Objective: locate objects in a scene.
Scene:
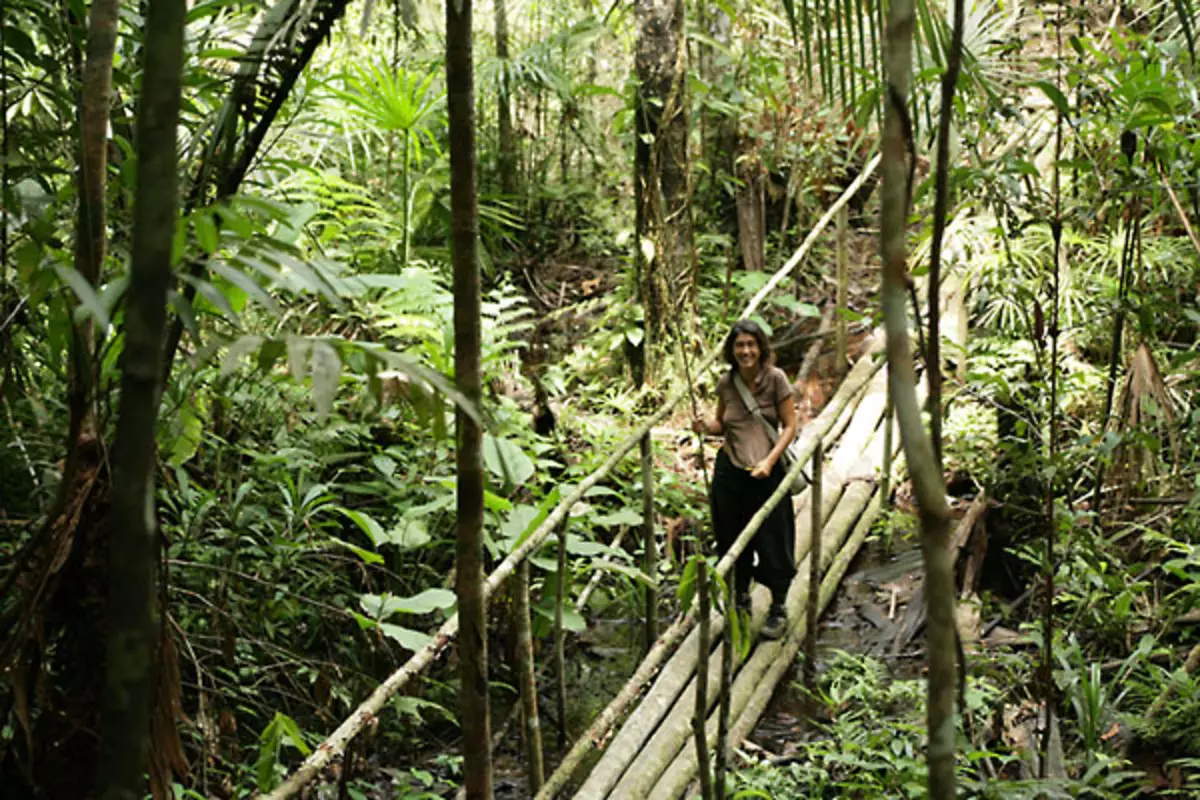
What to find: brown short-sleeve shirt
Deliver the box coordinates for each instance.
[717,365,794,469]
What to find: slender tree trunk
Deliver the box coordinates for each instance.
[880,1,956,797]
[68,0,120,449]
[555,520,569,752]
[401,127,411,267]
[642,434,658,652]
[495,0,517,196]
[514,561,545,790]
[96,0,185,793]
[926,0,965,468]
[835,205,849,376]
[447,0,492,794]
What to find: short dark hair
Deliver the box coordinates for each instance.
[722,319,774,369]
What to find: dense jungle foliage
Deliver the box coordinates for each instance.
[2,0,1200,797]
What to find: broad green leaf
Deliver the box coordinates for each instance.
[589,559,655,587]
[338,508,387,547]
[329,537,384,565]
[372,454,397,478]
[359,588,456,617]
[167,401,204,467]
[54,265,110,329]
[380,518,430,550]
[564,535,606,556]
[1032,80,1070,117]
[210,261,280,314]
[482,434,535,488]
[309,340,342,418]
[379,622,433,651]
[221,335,264,375]
[193,211,219,254]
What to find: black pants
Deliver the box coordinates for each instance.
[710,448,797,603]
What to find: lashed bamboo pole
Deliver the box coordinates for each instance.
[565,360,885,799]
[612,406,894,799]
[602,379,895,798]
[692,561,713,799]
[633,381,927,800]
[267,160,880,800]
[713,584,732,800]
[544,352,883,800]
[515,561,545,790]
[649,481,885,799]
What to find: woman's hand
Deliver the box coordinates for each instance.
[750,458,773,479]
[691,417,708,435]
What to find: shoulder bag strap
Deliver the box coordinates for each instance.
[732,372,779,445]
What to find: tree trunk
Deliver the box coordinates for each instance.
[926,0,966,468]
[514,561,545,790]
[447,0,493,794]
[494,0,517,196]
[634,0,694,363]
[96,0,185,793]
[68,0,119,451]
[880,0,956,797]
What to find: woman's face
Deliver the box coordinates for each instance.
[733,332,761,371]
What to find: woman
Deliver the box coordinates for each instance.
[691,319,798,640]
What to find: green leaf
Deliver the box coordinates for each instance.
[589,559,655,587]
[54,265,110,329]
[565,534,606,556]
[309,340,342,419]
[221,335,264,375]
[1032,80,1070,117]
[193,210,219,254]
[372,454,397,478]
[379,622,433,651]
[210,260,280,314]
[167,401,204,467]
[482,434,535,488]
[359,588,456,617]
[380,518,430,550]
[338,508,387,547]
[329,537,384,565]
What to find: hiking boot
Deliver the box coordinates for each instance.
[760,604,787,640]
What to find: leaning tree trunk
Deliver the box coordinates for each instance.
[880,0,956,797]
[447,0,493,796]
[96,0,185,793]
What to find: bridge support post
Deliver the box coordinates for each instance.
[804,442,823,699]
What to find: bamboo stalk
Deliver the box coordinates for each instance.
[804,443,823,696]
[692,561,713,800]
[835,204,849,375]
[556,520,569,752]
[515,561,545,790]
[713,583,732,800]
[270,175,883,800]
[643,433,658,653]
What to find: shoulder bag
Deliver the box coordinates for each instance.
[731,372,809,495]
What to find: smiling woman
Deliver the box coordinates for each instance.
[691,319,798,640]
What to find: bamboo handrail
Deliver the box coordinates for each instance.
[263,155,881,800]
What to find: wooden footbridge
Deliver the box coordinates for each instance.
[263,156,900,799]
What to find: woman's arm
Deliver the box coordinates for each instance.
[692,395,726,436]
[750,392,797,478]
